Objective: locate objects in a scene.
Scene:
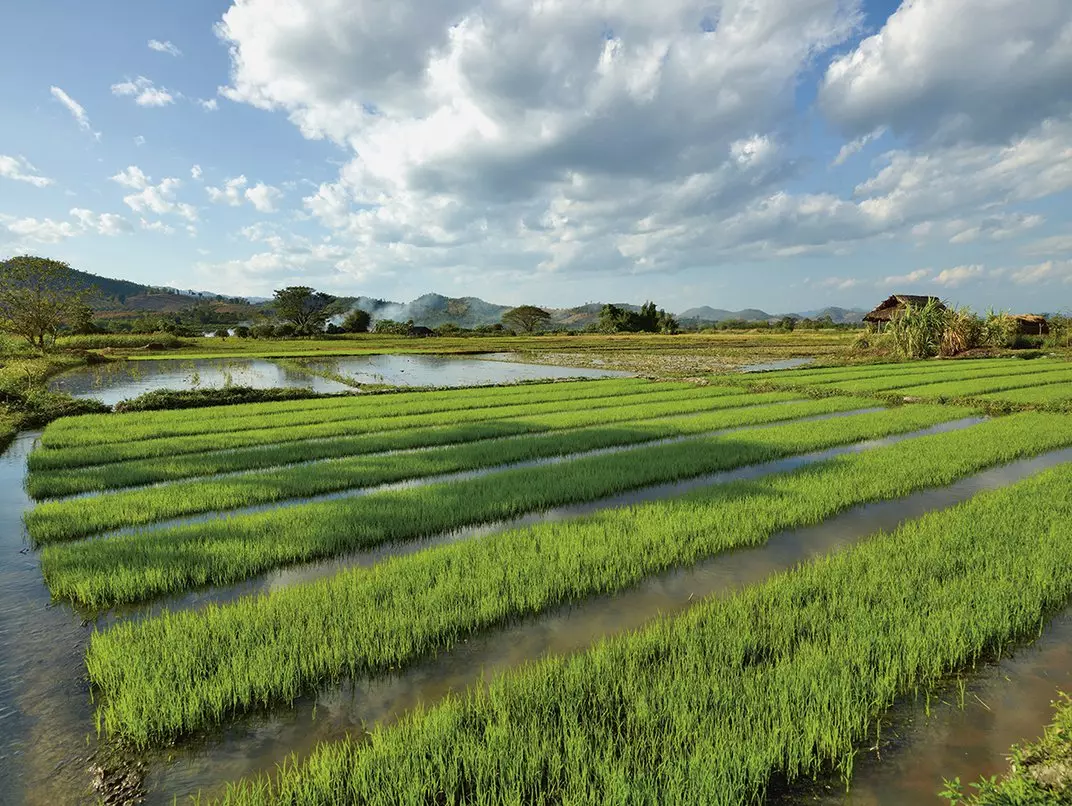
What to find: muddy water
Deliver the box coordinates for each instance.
[136,447,1072,803]
[0,432,98,805]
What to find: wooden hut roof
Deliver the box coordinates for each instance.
[863,294,944,323]
[1012,314,1049,334]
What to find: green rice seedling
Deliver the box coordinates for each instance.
[746,359,1065,392]
[39,378,669,449]
[192,462,1072,805]
[90,417,1072,759]
[42,405,968,607]
[29,387,785,472]
[811,365,1072,395]
[27,391,804,498]
[893,369,1072,400]
[25,397,875,542]
[974,384,1072,407]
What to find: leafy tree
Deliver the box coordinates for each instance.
[598,301,678,334]
[374,319,414,335]
[272,286,336,334]
[214,328,230,339]
[502,305,552,333]
[656,309,679,334]
[0,255,91,350]
[71,303,100,335]
[340,309,371,333]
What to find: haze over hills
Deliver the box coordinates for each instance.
[4,260,866,327]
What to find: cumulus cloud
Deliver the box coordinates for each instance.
[1011,260,1072,284]
[820,0,1072,144]
[148,39,182,56]
[199,98,219,111]
[884,268,931,285]
[831,127,885,167]
[134,135,146,147]
[0,155,53,187]
[1023,234,1072,257]
[50,86,100,139]
[112,76,176,107]
[934,264,985,287]
[206,175,283,212]
[191,165,203,180]
[2,208,132,243]
[110,165,198,221]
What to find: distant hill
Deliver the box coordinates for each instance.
[679,306,775,323]
[793,306,867,324]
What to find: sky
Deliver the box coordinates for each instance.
[1,0,1070,314]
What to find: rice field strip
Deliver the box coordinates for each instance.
[25,399,884,543]
[804,366,1072,396]
[84,412,1072,749]
[114,444,1072,793]
[29,388,796,473]
[744,357,1042,384]
[891,368,1072,399]
[94,417,988,630]
[28,396,817,500]
[39,378,675,449]
[976,383,1072,405]
[34,381,715,455]
[184,460,1072,805]
[40,405,968,608]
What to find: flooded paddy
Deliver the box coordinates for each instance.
[9,361,1072,803]
[48,355,631,406]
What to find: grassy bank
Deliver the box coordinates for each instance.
[25,397,874,542]
[41,405,965,608]
[942,692,1072,804]
[87,411,1071,747]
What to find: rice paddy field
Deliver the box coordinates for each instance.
[5,353,1072,804]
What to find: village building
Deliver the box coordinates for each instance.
[862,295,945,329]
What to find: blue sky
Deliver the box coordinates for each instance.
[1,0,1070,314]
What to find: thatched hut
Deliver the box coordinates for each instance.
[863,295,944,329]
[408,325,434,338]
[1012,314,1049,336]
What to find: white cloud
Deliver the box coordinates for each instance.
[70,208,134,235]
[140,218,176,235]
[934,265,985,287]
[2,208,132,242]
[821,0,1072,144]
[816,276,861,291]
[110,165,197,222]
[0,155,53,187]
[111,76,176,107]
[948,213,1044,244]
[199,98,219,111]
[134,135,146,147]
[831,127,886,167]
[883,268,930,285]
[245,182,282,212]
[1023,234,1072,257]
[207,175,283,212]
[148,39,182,57]
[1011,260,1072,285]
[50,86,100,139]
[191,165,203,180]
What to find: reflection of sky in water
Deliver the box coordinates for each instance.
[305,354,632,387]
[48,355,632,407]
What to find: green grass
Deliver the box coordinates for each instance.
[85,412,1071,748]
[38,378,663,448]
[806,365,1072,395]
[25,397,875,543]
[941,692,1072,804]
[0,413,16,452]
[117,448,1072,805]
[42,405,965,608]
[29,386,785,472]
[26,390,800,498]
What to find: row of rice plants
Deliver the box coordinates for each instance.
[892,368,1072,399]
[41,405,966,608]
[745,357,1029,384]
[29,386,782,472]
[27,391,805,498]
[39,378,667,449]
[25,398,876,543]
[975,383,1072,405]
[803,364,1072,395]
[196,461,1072,806]
[86,414,1072,751]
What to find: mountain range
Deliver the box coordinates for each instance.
[4,260,866,327]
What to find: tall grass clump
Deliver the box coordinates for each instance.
[85,411,1072,748]
[884,298,949,359]
[172,462,1072,806]
[41,405,968,607]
